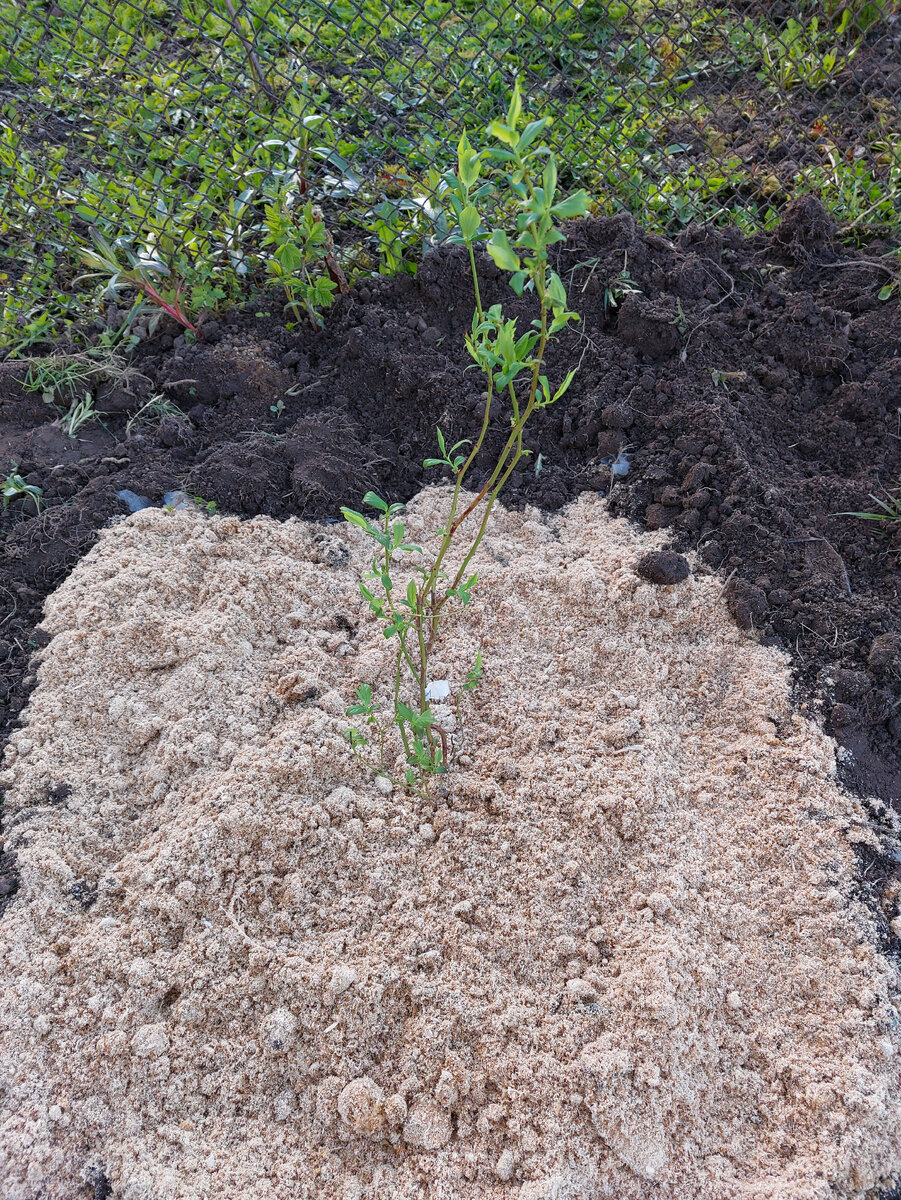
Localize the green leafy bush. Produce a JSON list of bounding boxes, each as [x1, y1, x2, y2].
[[342, 88, 589, 795]]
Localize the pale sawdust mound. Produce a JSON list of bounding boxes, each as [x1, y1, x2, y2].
[[1, 490, 900, 1200]]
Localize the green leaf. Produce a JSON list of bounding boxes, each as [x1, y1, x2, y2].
[[506, 82, 523, 131], [487, 231, 521, 273], [362, 491, 389, 512], [510, 271, 527, 296], [546, 271, 567, 308], [459, 204, 481, 242], [487, 120, 517, 148], [341, 507, 376, 534], [551, 190, 591, 220], [878, 284, 894, 301], [516, 118, 551, 153], [552, 368, 578, 403], [457, 131, 480, 188], [542, 157, 558, 205]]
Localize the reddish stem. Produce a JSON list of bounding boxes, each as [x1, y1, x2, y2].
[[139, 277, 199, 336]]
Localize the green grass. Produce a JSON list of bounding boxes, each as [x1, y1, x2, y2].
[[0, 0, 899, 350]]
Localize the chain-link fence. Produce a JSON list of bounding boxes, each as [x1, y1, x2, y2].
[[1, 0, 899, 344]]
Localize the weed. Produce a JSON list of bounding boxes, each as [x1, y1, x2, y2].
[[757, 13, 859, 92], [262, 198, 344, 327], [57, 393, 100, 438], [125, 393, 185, 437], [839, 478, 901, 533], [78, 233, 202, 337], [342, 89, 589, 796], [2, 469, 42, 512], [602, 253, 643, 317], [23, 350, 128, 404], [270, 399, 286, 417]]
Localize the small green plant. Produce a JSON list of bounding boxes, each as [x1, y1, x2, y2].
[[23, 350, 131, 406], [124, 393, 185, 437], [369, 199, 425, 276], [2, 469, 43, 512], [342, 88, 589, 796], [261, 197, 339, 328], [839, 478, 901, 532], [58, 392, 99, 438], [78, 233, 201, 337], [758, 13, 859, 91], [603, 252, 643, 316]]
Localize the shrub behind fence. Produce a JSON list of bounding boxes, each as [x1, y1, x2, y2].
[[1, 0, 899, 339]]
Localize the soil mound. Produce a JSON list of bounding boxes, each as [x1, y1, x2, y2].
[[1, 206, 899, 824], [1, 494, 899, 1198]]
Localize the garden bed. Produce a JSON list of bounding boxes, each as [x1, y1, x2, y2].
[[1, 493, 900, 1198], [0, 202, 900, 1193], [1, 202, 899, 801]]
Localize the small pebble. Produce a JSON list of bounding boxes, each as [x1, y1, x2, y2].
[[328, 964, 357, 998], [566, 978, 599, 1003], [495, 1148, 515, 1181], [116, 489, 153, 513], [162, 489, 193, 510]]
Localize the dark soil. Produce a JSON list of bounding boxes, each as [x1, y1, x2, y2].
[[1, 200, 900, 927]]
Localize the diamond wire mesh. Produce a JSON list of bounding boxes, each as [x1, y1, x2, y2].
[[0, 0, 899, 334]]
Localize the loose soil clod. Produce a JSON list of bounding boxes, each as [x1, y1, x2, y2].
[[0, 494, 899, 1199]]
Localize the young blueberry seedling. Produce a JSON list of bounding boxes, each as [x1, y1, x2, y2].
[[341, 87, 590, 796]]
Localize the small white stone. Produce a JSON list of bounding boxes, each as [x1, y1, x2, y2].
[[566, 978, 598, 1003], [374, 775, 394, 796], [495, 1148, 515, 1181], [726, 991, 742, 1010], [890, 916, 901, 939], [47, 1104, 63, 1123], [329, 963, 357, 998], [452, 899, 473, 918], [419, 823, 436, 842], [260, 1007, 298, 1053], [132, 1023, 170, 1058]]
